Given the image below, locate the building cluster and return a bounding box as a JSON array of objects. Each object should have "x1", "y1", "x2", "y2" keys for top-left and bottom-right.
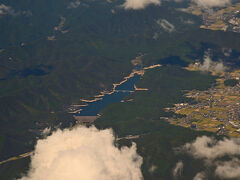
[
  {"x1": 166, "y1": 70, "x2": 240, "y2": 136},
  {"x1": 201, "y1": 8, "x2": 240, "y2": 33},
  {"x1": 186, "y1": 3, "x2": 240, "y2": 33}
]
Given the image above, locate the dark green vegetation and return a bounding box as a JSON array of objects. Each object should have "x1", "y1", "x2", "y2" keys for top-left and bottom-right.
[
  {"x1": 224, "y1": 78, "x2": 239, "y2": 87},
  {"x1": 96, "y1": 66, "x2": 219, "y2": 179},
  {"x1": 96, "y1": 66, "x2": 216, "y2": 136},
  {"x1": 0, "y1": 157, "x2": 30, "y2": 180},
  {"x1": 0, "y1": 0, "x2": 240, "y2": 179}
]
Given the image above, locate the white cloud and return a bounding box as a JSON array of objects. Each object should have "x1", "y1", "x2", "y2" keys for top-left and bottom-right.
[
  {"x1": 148, "y1": 165, "x2": 157, "y2": 173},
  {"x1": 183, "y1": 136, "x2": 240, "y2": 160},
  {"x1": 222, "y1": 48, "x2": 232, "y2": 57},
  {"x1": 0, "y1": 4, "x2": 32, "y2": 17},
  {"x1": 180, "y1": 136, "x2": 240, "y2": 179},
  {"x1": 0, "y1": 4, "x2": 17, "y2": 16},
  {"x1": 156, "y1": 19, "x2": 175, "y2": 33},
  {"x1": 172, "y1": 161, "x2": 184, "y2": 177},
  {"x1": 68, "y1": 0, "x2": 81, "y2": 9},
  {"x1": 153, "y1": 32, "x2": 159, "y2": 40},
  {"x1": 193, "y1": 172, "x2": 205, "y2": 180},
  {"x1": 192, "y1": 0, "x2": 231, "y2": 8},
  {"x1": 182, "y1": 19, "x2": 195, "y2": 25},
  {"x1": 214, "y1": 62, "x2": 225, "y2": 72},
  {"x1": 200, "y1": 54, "x2": 211, "y2": 71},
  {"x1": 215, "y1": 158, "x2": 240, "y2": 179},
  {"x1": 42, "y1": 127, "x2": 51, "y2": 137},
  {"x1": 121, "y1": 0, "x2": 161, "y2": 10},
  {"x1": 19, "y1": 126, "x2": 143, "y2": 180},
  {"x1": 199, "y1": 51, "x2": 226, "y2": 72}
]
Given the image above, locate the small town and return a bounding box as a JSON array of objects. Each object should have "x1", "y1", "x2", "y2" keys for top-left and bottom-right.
[
  {"x1": 165, "y1": 63, "x2": 240, "y2": 137},
  {"x1": 186, "y1": 2, "x2": 240, "y2": 33}
]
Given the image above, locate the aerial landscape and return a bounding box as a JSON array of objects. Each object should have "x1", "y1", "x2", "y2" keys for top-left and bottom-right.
[{"x1": 0, "y1": 0, "x2": 240, "y2": 179}]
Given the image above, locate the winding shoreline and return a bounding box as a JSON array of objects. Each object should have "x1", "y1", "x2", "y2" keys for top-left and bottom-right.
[
  {"x1": 0, "y1": 64, "x2": 162, "y2": 166},
  {"x1": 73, "y1": 64, "x2": 161, "y2": 106}
]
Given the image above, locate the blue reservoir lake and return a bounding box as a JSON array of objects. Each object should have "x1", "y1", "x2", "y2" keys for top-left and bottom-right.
[{"x1": 74, "y1": 73, "x2": 141, "y2": 116}]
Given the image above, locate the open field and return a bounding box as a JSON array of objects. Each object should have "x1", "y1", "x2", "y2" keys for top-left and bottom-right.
[
  {"x1": 167, "y1": 65, "x2": 240, "y2": 137},
  {"x1": 185, "y1": 2, "x2": 240, "y2": 33}
]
